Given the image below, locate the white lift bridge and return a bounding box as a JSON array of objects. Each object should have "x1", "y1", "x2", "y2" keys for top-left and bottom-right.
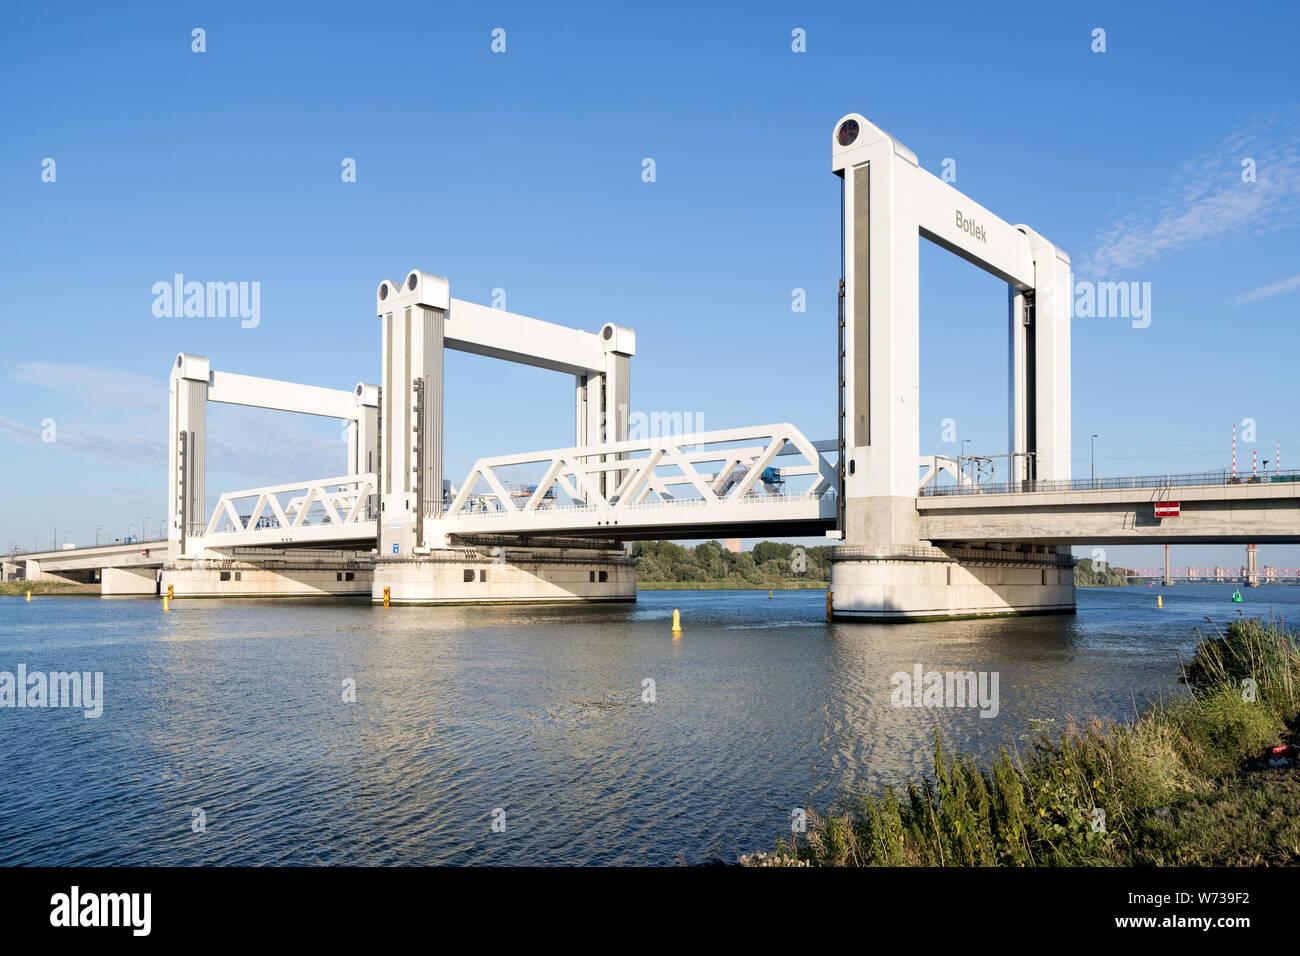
[{"x1": 173, "y1": 283, "x2": 838, "y2": 558}]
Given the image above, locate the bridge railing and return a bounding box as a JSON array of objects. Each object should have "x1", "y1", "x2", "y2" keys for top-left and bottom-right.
[{"x1": 919, "y1": 468, "x2": 1300, "y2": 497}]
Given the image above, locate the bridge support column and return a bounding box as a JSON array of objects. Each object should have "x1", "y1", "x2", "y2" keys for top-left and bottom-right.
[
  {"x1": 102, "y1": 567, "x2": 158, "y2": 596},
  {"x1": 168, "y1": 354, "x2": 209, "y2": 560},
  {"x1": 376, "y1": 271, "x2": 445, "y2": 558},
  {"x1": 1246, "y1": 544, "x2": 1259, "y2": 587},
  {"x1": 373, "y1": 538, "x2": 635, "y2": 605}
]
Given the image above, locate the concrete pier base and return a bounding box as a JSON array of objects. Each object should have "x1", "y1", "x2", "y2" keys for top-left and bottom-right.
[
  {"x1": 374, "y1": 542, "x2": 635, "y2": 605},
  {"x1": 102, "y1": 566, "x2": 158, "y2": 596},
  {"x1": 829, "y1": 545, "x2": 1075, "y2": 621},
  {"x1": 162, "y1": 554, "x2": 372, "y2": 598}
]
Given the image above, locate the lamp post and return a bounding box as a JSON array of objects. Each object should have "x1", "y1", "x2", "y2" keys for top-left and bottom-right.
[
  {"x1": 1091, "y1": 434, "x2": 1099, "y2": 487},
  {"x1": 960, "y1": 439, "x2": 971, "y2": 491},
  {"x1": 95, "y1": 525, "x2": 103, "y2": 546}
]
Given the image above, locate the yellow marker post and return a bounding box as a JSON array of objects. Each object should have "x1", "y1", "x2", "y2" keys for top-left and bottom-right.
[
  {"x1": 26, "y1": 590, "x2": 31, "y2": 602},
  {"x1": 383, "y1": 586, "x2": 391, "y2": 608},
  {"x1": 769, "y1": 589, "x2": 773, "y2": 599},
  {"x1": 826, "y1": 590, "x2": 833, "y2": 622},
  {"x1": 671, "y1": 608, "x2": 682, "y2": 633},
  {"x1": 167, "y1": 584, "x2": 174, "y2": 601},
  {"x1": 163, "y1": 596, "x2": 170, "y2": 613},
  {"x1": 1157, "y1": 594, "x2": 1163, "y2": 608}
]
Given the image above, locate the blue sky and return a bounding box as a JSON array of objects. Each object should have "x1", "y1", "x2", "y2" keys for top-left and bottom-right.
[{"x1": 2, "y1": 0, "x2": 1299, "y2": 569}]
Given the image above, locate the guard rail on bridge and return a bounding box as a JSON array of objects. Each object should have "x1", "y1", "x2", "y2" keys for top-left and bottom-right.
[{"x1": 919, "y1": 468, "x2": 1300, "y2": 497}]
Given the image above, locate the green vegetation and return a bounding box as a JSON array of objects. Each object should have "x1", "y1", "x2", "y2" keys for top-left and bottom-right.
[
  {"x1": 1073, "y1": 557, "x2": 1132, "y2": 587},
  {"x1": 752, "y1": 617, "x2": 1300, "y2": 866},
  {"x1": 632, "y1": 540, "x2": 829, "y2": 589},
  {"x1": 0, "y1": 580, "x2": 97, "y2": 596},
  {"x1": 635, "y1": 544, "x2": 1135, "y2": 591}
]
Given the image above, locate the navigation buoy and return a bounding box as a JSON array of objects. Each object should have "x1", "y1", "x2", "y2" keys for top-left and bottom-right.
[
  {"x1": 1157, "y1": 595, "x2": 1163, "y2": 608},
  {"x1": 769, "y1": 589, "x2": 773, "y2": 599},
  {"x1": 383, "y1": 586, "x2": 391, "y2": 608},
  {"x1": 1231, "y1": 589, "x2": 1243, "y2": 603},
  {"x1": 672, "y1": 608, "x2": 682, "y2": 633},
  {"x1": 25, "y1": 590, "x2": 31, "y2": 602},
  {"x1": 163, "y1": 596, "x2": 170, "y2": 613},
  {"x1": 826, "y1": 590, "x2": 833, "y2": 622}
]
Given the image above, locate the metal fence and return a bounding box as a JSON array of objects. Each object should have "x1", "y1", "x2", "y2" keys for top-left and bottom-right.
[{"x1": 918, "y1": 468, "x2": 1300, "y2": 497}]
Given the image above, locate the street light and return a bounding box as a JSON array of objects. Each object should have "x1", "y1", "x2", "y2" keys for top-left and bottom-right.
[
  {"x1": 960, "y1": 439, "x2": 972, "y2": 490},
  {"x1": 95, "y1": 525, "x2": 103, "y2": 546},
  {"x1": 1091, "y1": 434, "x2": 1100, "y2": 487}
]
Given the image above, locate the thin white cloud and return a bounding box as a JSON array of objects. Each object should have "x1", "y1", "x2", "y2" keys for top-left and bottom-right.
[
  {"x1": 11, "y1": 362, "x2": 163, "y2": 410},
  {"x1": 1084, "y1": 113, "x2": 1300, "y2": 273},
  {"x1": 0, "y1": 416, "x2": 166, "y2": 463},
  {"x1": 1235, "y1": 272, "x2": 1300, "y2": 305}
]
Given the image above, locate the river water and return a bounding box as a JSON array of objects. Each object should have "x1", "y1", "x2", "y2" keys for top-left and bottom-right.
[{"x1": 0, "y1": 584, "x2": 1292, "y2": 865}]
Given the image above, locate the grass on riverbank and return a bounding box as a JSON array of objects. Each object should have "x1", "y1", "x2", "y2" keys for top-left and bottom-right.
[
  {"x1": 0, "y1": 580, "x2": 99, "y2": 596},
  {"x1": 752, "y1": 616, "x2": 1300, "y2": 866}
]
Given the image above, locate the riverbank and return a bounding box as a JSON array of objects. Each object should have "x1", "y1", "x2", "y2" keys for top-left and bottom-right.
[
  {"x1": 749, "y1": 616, "x2": 1300, "y2": 866},
  {"x1": 0, "y1": 580, "x2": 99, "y2": 596}
]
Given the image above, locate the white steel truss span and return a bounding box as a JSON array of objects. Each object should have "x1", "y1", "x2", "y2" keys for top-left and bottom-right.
[
  {"x1": 201, "y1": 474, "x2": 378, "y2": 548},
  {"x1": 439, "y1": 423, "x2": 837, "y2": 536}
]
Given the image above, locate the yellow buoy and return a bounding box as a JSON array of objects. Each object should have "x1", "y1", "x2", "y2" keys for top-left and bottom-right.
[
  {"x1": 1157, "y1": 594, "x2": 1163, "y2": 608},
  {"x1": 163, "y1": 596, "x2": 170, "y2": 613},
  {"x1": 383, "y1": 586, "x2": 391, "y2": 608},
  {"x1": 672, "y1": 608, "x2": 682, "y2": 633},
  {"x1": 826, "y1": 590, "x2": 833, "y2": 622},
  {"x1": 769, "y1": 589, "x2": 773, "y2": 599},
  {"x1": 26, "y1": 590, "x2": 31, "y2": 602},
  {"x1": 167, "y1": 584, "x2": 174, "y2": 600}
]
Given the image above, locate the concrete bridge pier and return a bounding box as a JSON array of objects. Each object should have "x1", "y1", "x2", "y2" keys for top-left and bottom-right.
[
  {"x1": 373, "y1": 538, "x2": 634, "y2": 606},
  {"x1": 161, "y1": 552, "x2": 372, "y2": 598},
  {"x1": 102, "y1": 567, "x2": 158, "y2": 596},
  {"x1": 829, "y1": 543, "x2": 1075, "y2": 622}
]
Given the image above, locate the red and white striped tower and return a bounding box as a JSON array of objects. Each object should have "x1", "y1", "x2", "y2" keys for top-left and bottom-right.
[
  {"x1": 1253, "y1": 449, "x2": 1257, "y2": 478},
  {"x1": 1277, "y1": 439, "x2": 1281, "y2": 476}
]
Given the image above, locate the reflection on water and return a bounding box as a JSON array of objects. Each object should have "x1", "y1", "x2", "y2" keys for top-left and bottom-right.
[{"x1": 0, "y1": 584, "x2": 1288, "y2": 865}]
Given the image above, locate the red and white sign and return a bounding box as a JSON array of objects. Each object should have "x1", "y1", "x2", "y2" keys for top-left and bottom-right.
[{"x1": 1154, "y1": 501, "x2": 1180, "y2": 518}]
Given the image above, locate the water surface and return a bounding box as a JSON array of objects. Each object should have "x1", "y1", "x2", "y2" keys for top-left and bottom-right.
[{"x1": 0, "y1": 583, "x2": 1286, "y2": 865}]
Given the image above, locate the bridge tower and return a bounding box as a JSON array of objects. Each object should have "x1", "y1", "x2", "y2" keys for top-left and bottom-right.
[
  {"x1": 829, "y1": 114, "x2": 1076, "y2": 620},
  {"x1": 371, "y1": 270, "x2": 636, "y2": 605}
]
